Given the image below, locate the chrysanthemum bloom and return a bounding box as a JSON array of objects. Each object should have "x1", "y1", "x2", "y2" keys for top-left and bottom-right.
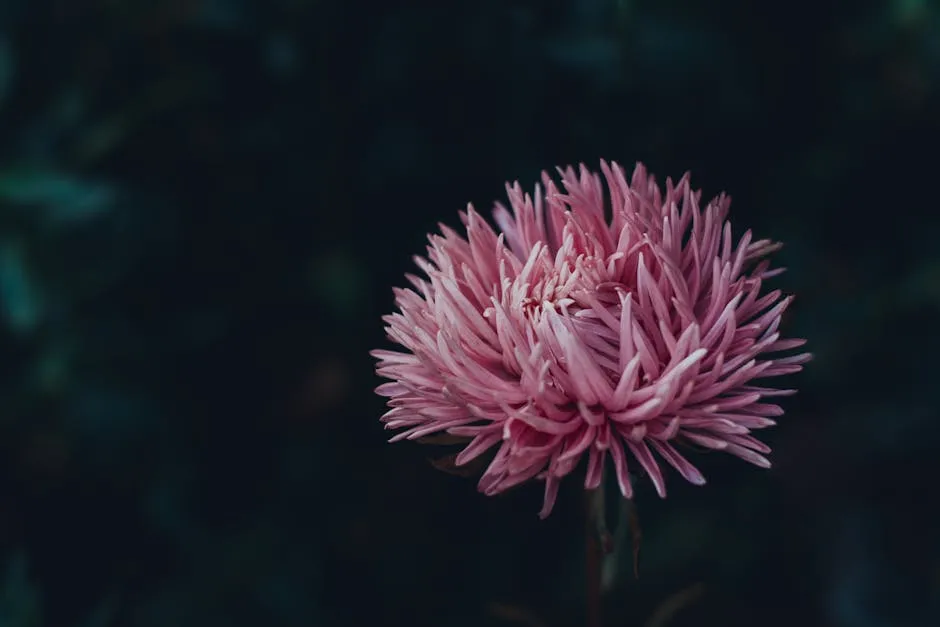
[{"x1": 372, "y1": 161, "x2": 809, "y2": 517}]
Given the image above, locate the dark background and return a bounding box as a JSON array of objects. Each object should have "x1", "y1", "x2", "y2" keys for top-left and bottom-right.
[{"x1": 0, "y1": 0, "x2": 938, "y2": 626}]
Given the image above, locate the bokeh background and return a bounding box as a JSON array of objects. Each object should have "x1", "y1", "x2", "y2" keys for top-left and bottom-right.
[{"x1": 0, "y1": 0, "x2": 938, "y2": 626}]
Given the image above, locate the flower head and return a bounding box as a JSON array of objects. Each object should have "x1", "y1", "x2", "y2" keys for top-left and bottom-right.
[{"x1": 372, "y1": 161, "x2": 809, "y2": 517}]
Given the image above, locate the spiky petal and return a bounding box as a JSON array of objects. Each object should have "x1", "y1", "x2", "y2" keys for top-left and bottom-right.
[{"x1": 373, "y1": 161, "x2": 810, "y2": 517}]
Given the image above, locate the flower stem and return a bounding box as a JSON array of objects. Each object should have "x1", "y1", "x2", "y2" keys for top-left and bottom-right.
[{"x1": 585, "y1": 486, "x2": 613, "y2": 627}]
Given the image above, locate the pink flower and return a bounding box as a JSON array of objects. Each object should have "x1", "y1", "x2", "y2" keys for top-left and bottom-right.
[{"x1": 372, "y1": 161, "x2": 810, "y2": 517}]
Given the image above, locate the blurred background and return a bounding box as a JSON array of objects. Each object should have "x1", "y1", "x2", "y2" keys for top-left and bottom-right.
[{"x1": 0, "y1": 0, "x2": 938, "y2": 626}]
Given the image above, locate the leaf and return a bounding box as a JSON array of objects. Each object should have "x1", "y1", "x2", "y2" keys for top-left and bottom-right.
[
  {"x1": 428, "y1": 451, "x2": 489, "y2": 478},
  {"x1": 0, "y1": 170, "x2": 116, "y2": 225},
  {"x1": 0, "y1": 239, "x2": 42, "y2": 335},
  {"x1": 644, "y1": 583, "x2": 704, "y2": 627}
]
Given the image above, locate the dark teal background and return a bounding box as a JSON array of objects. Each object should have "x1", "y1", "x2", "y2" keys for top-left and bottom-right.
[{"x1": 0, "y1": 1, "x2": 937, "y2": 626}]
